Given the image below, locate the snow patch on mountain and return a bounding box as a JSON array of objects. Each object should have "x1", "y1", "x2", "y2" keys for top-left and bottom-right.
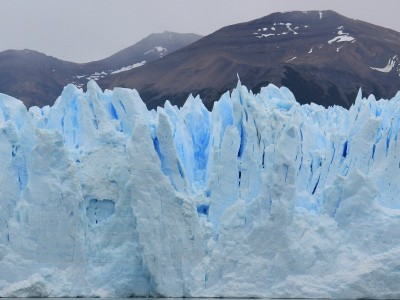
[
  {"x1": 254, "y1": 22, "x2": 303, "y2": 38},
  {"x1": 111, "y1": 61, "x2": 146, "y2": 74},
  {"x1": 286, "y1": 56, "x2": 297, "y2": 62},
  {"x1": 72, "y1": 60, "x2": 147, "y2": 82},
  {"x1": 86, "y1": 71, "x2": 107, "y2": 81},
  {"x1": 144, "y1": 46, "x2": 168, "y2": 57},
  {"x1": 328, "y1": 27, "x2": 355, "y2": 44},
  {"x1": 370, "y1": 55, "x2": 398, "y2": 73}
]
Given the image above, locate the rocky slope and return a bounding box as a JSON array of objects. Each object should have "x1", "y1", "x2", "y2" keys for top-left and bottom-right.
[
  {"x1": 101, "y1": 10, "x2": 400, "y2": 109},
  {"x1": 0, "y1": 32, "x2": 202, "y2": 107}
]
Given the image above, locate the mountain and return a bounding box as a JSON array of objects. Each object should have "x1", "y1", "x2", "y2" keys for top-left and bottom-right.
[
  {"x1": 72, "y1": 31, "x2": 203, "y2": 86},
  {"x1": 0, "y1": 49, "x2": 74, "y2": 107},
  {"x1": 0, "y1": 31, "x2": 202, "y2": 107},
  {"x1": 1, "y1": 81, "x2": 400, "y2": 297},
  {"x1": 100, "y1": 10, "x2": 400, "y2": 109}
]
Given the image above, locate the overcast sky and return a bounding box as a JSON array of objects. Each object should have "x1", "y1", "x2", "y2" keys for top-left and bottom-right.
[{"x1": 1, "y1": 0, "x2": 399, "y2": 63}]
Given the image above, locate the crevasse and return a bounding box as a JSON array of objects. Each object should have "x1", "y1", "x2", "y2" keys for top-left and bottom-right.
[{"x1": 0, "y1": 80, "x2": 400, "y2": 298}]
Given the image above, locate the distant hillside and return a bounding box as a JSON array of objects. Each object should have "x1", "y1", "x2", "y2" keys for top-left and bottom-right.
[
  {"x1": 100, "y1": 10, "x2": 400, "y2": 109},
  {"x1": 0, "y1": 31, "x2": 202, "y2": 107}
]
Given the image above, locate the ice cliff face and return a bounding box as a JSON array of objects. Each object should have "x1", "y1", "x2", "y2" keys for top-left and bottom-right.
[{"x1": 1, "y1": 80, "x2": 400, "y2": 298}]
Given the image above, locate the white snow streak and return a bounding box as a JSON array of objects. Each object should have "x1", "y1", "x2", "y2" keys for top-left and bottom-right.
[
  {"x1": 370, "y1": 56, "x2": 398, "y2": 73},
  {"x1": 254, "y1": 22, "x2": 304, "y2": 38},
  {"x1": 111, "y1": 61, "x2": 146, "y2": 74},
  {"x1": 285, "y1": 56, "x2": 297, "y2": 62},
  {"x1": 144, "y1": 47, "x2": 167, "y2": 57},
  {"x1": 255, "y1": 33, "x2": 275, "y2": 38},
  {"x1": 328, "y1": 27, "x2": 355, "y2": 44}
]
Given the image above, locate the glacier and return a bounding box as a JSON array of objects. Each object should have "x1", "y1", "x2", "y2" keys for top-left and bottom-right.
[{"x1": 0, "y1": 80, "x2": 400, "y2": 298}]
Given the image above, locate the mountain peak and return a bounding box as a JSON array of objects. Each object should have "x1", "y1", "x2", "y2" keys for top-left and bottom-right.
[
  {"x1": 247, "y1": 10, "x2": 350, "y2": 27},
  {"x1": 100, "y1": 10, "x2": 400, "y2": 110},
  {"x1": 0, "y1": 31, "x2": 202, "y2": 107}
]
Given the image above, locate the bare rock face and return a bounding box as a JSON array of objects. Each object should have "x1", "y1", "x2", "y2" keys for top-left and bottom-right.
[{"x1": 101, "y1": 10, "x2": 400, "y2": 109}]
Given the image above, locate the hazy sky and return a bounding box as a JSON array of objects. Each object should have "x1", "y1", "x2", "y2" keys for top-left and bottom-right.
[{"x1": 1, "y1": 0, "x2": 399, "y2": 63}]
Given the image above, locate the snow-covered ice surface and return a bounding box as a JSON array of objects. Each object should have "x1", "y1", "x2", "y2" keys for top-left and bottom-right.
[{"x1": 1, "y1": 80, "x2": 400, "y2": 298}]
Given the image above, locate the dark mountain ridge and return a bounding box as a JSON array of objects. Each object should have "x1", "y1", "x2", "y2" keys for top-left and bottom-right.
[
  {"x1": 100, "y1": 10, "x2": 400, "y2": 110},
  {"x1": 0, "y1": 32, "x2": 202, "y2": 107}
]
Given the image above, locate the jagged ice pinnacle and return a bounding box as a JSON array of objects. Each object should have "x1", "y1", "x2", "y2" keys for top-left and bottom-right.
[{"x1": 0, "y1": 80, "x2": 400, "y2": 298}]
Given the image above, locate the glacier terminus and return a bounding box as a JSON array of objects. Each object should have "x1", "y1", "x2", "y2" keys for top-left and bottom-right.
[{"x1": 0, "y1": 80, "x2": 400, "y2": 298}]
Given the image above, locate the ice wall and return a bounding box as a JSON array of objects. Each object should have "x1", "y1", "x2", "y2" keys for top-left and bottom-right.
[{"x1": 0, "y1": 80, "x2": 400, "y2": 298}]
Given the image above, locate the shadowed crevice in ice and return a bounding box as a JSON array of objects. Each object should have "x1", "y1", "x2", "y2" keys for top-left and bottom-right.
[
  {"x1": 86, "y1": 199, "x2": 115, "y2": 224},
  {"x1": 1, "y1": 80, "x2": 400, "y2": 297}
]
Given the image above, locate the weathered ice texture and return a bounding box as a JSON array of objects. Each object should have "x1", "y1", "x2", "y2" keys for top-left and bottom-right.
[{"x1": 0, "y1": 80, "x2": 400, "y2": 298}]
